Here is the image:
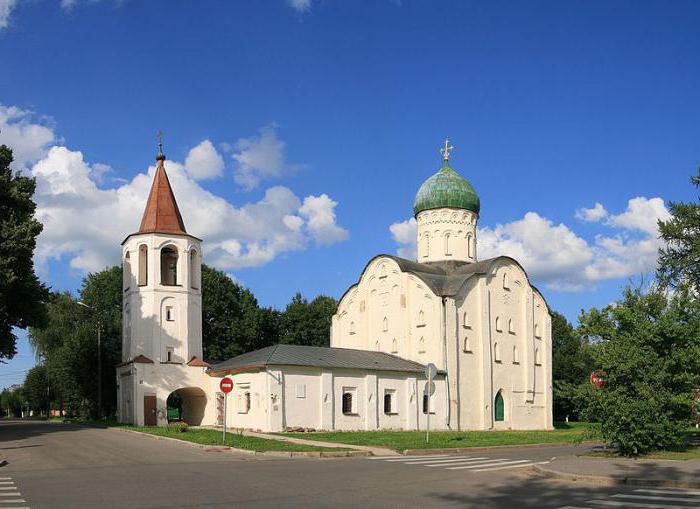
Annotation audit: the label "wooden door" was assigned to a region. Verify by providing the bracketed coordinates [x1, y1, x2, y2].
[144, 395, 157, 426]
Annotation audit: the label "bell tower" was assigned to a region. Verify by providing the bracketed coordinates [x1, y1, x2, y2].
[121, 139, 203, 364]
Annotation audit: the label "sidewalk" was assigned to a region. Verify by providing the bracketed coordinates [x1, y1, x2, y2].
[534, 455, 700, 488]
[240, 430, 399, 457]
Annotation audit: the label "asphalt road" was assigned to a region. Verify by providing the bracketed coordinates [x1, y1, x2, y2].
[0, 420, 695, 509]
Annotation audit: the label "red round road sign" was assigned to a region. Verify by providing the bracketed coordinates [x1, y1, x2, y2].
[590, 370, 605, 388]
[220, 377, 233, 393]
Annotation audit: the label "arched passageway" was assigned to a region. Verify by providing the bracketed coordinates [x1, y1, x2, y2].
[167, 387, 207, 426]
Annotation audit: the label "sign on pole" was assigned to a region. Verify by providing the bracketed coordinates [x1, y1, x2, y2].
[424, 363, 437, 444]
[220, 377, 233, 443]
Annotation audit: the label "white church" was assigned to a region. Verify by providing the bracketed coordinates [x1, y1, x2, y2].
[116, 140, 553, 432]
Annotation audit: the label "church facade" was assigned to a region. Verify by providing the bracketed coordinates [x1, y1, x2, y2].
[117, 142, 552, 431]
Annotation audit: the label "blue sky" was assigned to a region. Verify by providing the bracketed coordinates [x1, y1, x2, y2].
[1, 0, 699, 388]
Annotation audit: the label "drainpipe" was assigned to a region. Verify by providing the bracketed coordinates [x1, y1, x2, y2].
[442, 296, 450, 428]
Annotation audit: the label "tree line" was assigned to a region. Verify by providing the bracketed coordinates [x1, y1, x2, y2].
[1, 142, 699, 455]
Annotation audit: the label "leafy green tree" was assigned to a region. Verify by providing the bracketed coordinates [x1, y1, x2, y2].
[0, 145, 49, 360]
[578, 283, 700, 455]
[24, 364, 50, 414]
[658, 168, 700, 288]
[0, 387, 24, 417]
[279, 293, 337, 347]
[201, 264, 279, 361]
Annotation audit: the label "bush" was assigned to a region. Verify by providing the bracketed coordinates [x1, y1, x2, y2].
[168, 422, 189, 433]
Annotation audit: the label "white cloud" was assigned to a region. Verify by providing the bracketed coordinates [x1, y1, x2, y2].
[0, 105, 56, 169]
[287, 0, 311, 12]
[389, 218, 417, 259]
[0, 0, 15, 30]
[232, 124, 302, 190]
[388, 198, 671, 292]
[299, 194, 349, 245]
[3, 105, 348, 276]
[575, 202, 607, 222]
[184, 139, 224, 180]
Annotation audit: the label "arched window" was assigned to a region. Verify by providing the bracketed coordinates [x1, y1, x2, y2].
[463, 312, 471, 328]
[160, 246, 178, 286]
[391, 338, 398, 353]
[495, 316, 502, 332]
[503, 273, 509, 289]
[123, 252, 131, 291]
[349, 321, 356, 335]
[422, 233, 430, 259]
[342, 392, 353, 415]
[138, 244, 148, 286]
[508, 318, 514, 334]
[382, 317, 388, 332]
[467, 233, 473, 259]
[534, 323, 541, 338]
[383, 392, 393, 414]
[189, 250, 199, 289]
[535, 348, 542, 365]
[513, 345, 519, 364]
[494, 391, 505, 422]
[418, 310, 425, 326]
[418, 336, 425, 354]
[494, 342, 501, 362]
[463, 336, 471, 352]
[444, 232, 451, 256]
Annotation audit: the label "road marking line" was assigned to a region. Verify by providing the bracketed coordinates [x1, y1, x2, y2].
[439, 458, 512, 468]
[0, 506, 29, 509]
[402, 455, 478, 464]
[371, 454, 447, 460]
[585, 499, 690, 509]
[472, 460, 551, 472]
[0, 500, 26, 504]
[383, 455, 450, 462]
[447, 459, 532, 470]
[423, 457, 492, 466]
[613, 493, 700, 503]
[635, 488, 700, 496]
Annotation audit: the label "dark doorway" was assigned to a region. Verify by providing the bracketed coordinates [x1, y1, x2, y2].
[494, 391, 504, 422]
[144, 395, 157, 426]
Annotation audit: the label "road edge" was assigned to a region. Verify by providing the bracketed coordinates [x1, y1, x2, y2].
[532, 464, 700, 489]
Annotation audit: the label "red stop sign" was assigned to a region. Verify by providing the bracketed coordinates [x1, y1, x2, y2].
[220, 377, 233, 393]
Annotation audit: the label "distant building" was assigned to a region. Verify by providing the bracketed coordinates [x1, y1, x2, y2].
[117, 140, 553, 431]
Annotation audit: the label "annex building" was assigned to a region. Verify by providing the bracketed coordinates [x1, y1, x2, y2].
[116, 140, 553, 432]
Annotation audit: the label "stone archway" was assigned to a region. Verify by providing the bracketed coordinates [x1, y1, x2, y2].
[167, 387, 207, 426]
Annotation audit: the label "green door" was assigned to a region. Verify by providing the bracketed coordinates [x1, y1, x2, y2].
[494, 392, 504, 422]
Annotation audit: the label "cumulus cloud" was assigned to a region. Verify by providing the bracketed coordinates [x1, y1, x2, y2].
[287, 0, 311, 12]
[184, 139, 224, 180]
[231, 124, 302, 190]
[575, 202, 607, 222]
[0, 105, 56, 168]
[389, 197, 671, 292]
[389, 218, 417, 259]
[0, 0, 15, 30]
[299, 194, 349, 245]
[6, 105, 347, 275]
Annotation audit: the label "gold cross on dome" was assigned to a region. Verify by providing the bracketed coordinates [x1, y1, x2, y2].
[158, 129, 163, 153]
[440, 138, 454, 161]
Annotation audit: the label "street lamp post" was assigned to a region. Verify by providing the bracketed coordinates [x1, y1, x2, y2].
[77, 301, 102, 419]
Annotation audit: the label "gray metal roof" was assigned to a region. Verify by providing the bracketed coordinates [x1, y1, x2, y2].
[208, 344, 434, 374]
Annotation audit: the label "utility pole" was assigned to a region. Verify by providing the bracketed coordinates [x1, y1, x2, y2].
[77, 301, 103, 419]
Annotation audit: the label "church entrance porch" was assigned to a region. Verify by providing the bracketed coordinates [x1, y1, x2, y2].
[166, 387, 207, 426]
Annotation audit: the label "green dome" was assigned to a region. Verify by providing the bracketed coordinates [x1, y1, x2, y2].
[413, 161, 480, 216]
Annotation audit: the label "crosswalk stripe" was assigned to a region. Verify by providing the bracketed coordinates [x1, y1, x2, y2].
[635, 488, 700, 496]
[424, 457, 492, 466]
[472, 460, 550, 472]
[383, 455, 450, 462]
[585, 499, 689, 509]
[368, 455, 404, 459]
[372, 454, 449, 460]
[447, 459, 532, 470]
[557, 506, 594, 509]
[0, 494, 21, 498]
[614, 493, 700, 503]
[0, 500, 26, 504]
[401, 456, 478, 464]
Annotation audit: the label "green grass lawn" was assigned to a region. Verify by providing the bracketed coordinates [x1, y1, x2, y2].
[119, 425, 350, 452]
[282, 421, 598, 451]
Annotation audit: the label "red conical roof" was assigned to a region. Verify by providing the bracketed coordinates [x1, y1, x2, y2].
[138, 158, 187, 235]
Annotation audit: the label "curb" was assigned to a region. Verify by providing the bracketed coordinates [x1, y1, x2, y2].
[88, 425, 369, 459]
[533, 464, 700, 489]
[402, 441, 597, 456]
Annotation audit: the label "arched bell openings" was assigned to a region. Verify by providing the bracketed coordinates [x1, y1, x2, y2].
[138, 244, 148, 286]
[189, 249, 199, 289]
[123, 252, 131, 291]
[160, 245, 179, 286]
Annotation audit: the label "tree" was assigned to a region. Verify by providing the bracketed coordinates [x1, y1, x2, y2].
[24, 364, 50, 414]
[201, 264, 279, 362]
[551, 311, 597, 421]
[0, 145, 49, 360]
[0, 386, 24, 417]
[279, 293, 337, 347]
[578, 283, 700, 455]
[658, 168, 700, 288]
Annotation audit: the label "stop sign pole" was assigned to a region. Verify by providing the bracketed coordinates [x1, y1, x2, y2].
[220, 377, 233, 443]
